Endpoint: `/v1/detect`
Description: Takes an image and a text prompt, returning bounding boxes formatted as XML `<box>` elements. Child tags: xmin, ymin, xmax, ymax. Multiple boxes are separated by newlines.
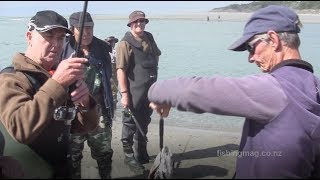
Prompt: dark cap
<box><xmin>127</xmin><ymin>10</ymin><xmax>149</xmax><ymax>27</ymax></box>
<box><xmin>69</xmin><ymin>11</ymin><xmax>94</xmax><ymax>27</ymax></box>
<box><xmin>105</xmin><ymin>36</ymin><xmax>119</xmax><ymax>43</ymax></box>
<box><xmin>28</xmin><ymin>10</ymin><xmax>73</xmax><ymax>34</ymax></box>
<box><xmin>228</xmin><ymin>5</ymin><xmax>301</xmax><ymax>51</ymax></box>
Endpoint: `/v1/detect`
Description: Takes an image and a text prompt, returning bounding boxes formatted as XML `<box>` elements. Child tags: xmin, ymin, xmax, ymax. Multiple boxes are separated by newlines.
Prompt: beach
<box><xmin>81</xmin><ymin>110</ymin><xmax>242</xmax><ymax>179</ymax></box>
<box><xmin>1</xmin><ymin>9</ymin><xmax>320</xmax><ymax>179</ymax></box>
<box><xmin>91</xmin><ymin>11</ymin><xmax>320</xmax><ymax>24</ymax></box>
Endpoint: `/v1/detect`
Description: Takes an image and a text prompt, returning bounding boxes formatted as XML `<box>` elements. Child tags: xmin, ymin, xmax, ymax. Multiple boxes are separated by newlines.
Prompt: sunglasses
<box><xmin>133</xmin><ymin>19</ymin><xmax>146</xmax><ymax>24</ymax></box>
<box><xmin>245</xmin><ymin>34</ymin><xmax>270</xmax><ymax>55</ymax></box>
<box><xmin>245</xmin><ymin>38</ymin><xmax>263</xmax><ymax>55</ymax></box>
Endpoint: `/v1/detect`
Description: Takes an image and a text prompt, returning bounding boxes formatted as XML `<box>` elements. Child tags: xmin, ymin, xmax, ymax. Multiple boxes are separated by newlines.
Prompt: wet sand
<box><xmin>81</xmin><ymin>111</ymin><xmax>241</xmax><ymax>179</ymax></box>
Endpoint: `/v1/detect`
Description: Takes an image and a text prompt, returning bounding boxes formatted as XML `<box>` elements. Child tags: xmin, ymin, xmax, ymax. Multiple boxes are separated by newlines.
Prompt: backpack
<box><xmin>0</xmin><ymin>66</ymin><xmax>53</xmax><ymax>178</ymax></box>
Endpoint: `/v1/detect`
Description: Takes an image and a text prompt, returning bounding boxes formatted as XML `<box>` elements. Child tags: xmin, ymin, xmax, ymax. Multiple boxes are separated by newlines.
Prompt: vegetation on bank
<box><xmin>210</xmin><ymin>1</ymin><xmax>320</xmax><ymax>13</ymax></box>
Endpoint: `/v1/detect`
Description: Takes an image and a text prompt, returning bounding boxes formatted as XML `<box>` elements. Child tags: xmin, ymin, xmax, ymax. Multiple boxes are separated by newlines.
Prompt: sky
<box><xmin>0</xmin><ymin>1</ymin><xmax>252</xmax><ymax>17</ymax></box>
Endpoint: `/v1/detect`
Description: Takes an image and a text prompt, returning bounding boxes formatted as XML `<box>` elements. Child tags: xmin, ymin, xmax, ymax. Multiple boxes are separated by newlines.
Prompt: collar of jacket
<box><xmin>270</xmin><ymin>59</ymin><xmax>313</xmax><ymax>73</ymax></box>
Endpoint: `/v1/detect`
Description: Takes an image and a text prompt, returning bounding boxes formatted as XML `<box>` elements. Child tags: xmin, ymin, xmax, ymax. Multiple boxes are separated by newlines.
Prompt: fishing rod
<box><xmin>54</xmin><ymin>1</ymin><xmax>89</xmax><ymax>122</ymax></box>
<box><xmin>75</xmin><ymin>1</ymin><xmax>88</xmax><ymax>58</ymax></box>
<box><xmin>69</xmin><ymin>0</ymin><xmax>89</xmax><ymax>93</ymax></box>
<box><xmin>126</xmin><ymin>107</ymin><xmax>148</xmax><ymax>142</ymax></box>
<box><xmin>116</xmin><ymin>83</ymin><xmax>148</xmax><ymax>142</ymax></box>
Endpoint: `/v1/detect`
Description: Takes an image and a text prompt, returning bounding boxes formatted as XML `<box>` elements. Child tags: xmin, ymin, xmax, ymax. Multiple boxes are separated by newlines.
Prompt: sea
<box><xmin>1</xmin><ymin>16</ymin><xmax>320</xmax><ymax>133</ymax></box>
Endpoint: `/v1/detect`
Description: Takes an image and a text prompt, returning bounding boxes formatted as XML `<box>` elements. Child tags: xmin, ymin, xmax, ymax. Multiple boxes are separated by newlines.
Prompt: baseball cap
<box><xmin>28</xmin><ymin>10</ymin><xmax>73</xmax><ymax>34</ymax></box>
<box><xmin>228</xmin><ymin>5</ymin><xmax>301</xmax><ymax>51</ymax></box>
<box><xmin>69</xmin><ymin>11</ymin><xmax>94</xmax><ymax>27</ymax></box>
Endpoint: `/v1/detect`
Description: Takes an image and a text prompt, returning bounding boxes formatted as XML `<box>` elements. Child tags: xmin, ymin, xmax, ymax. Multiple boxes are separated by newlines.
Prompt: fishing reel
<box><xmin>53</xmin><ymin>106</ymin><xmax>78</xmax><ymax>125</ymax></box>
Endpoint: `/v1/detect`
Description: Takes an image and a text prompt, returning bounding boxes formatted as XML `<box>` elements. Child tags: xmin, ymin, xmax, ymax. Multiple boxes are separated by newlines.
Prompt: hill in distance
<box><xmin>210</xmin><ymin>1</ymin><xmax>320</xmax><ymax>14</ymax></box>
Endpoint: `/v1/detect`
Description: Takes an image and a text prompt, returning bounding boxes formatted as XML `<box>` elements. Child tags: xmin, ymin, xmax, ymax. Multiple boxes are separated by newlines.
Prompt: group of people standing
<box><xmin>1</xmin><ymin>4</ymin><xmax>320</xmax><ymax>179</ymax></box>
<box><xmin>0</xmin><ymin>9</ymin><xmax>160</xmax><ymax>179</ymax></box>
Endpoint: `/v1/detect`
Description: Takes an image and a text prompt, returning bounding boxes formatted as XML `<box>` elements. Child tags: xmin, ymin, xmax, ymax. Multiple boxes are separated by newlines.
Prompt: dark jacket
<box><xmin>62</xmin><ymin>35</ymin><xmax>114</xmax><ymax>118</ymax></box>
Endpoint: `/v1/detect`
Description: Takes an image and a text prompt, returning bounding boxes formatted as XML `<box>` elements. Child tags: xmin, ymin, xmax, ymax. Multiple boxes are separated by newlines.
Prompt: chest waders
<box><xmin>120</xmin><ymin>32</ymin><xmax>159</xmax><ymax>174</ymax></box>
<box><xmin>122</xmin><ymin>32</ymin><xmax>158</xmax><ymax>110</ymax></box>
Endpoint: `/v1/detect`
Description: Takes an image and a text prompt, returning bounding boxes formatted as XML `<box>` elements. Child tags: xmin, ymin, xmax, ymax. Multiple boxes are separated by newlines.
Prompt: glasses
<box><xmin>246</xmin><ymin>38</ymin><xmax>261</xmax><ymax>55</ymax></box>
<box><xmin>133</xmin><ymin>19</ymin><xmax>146</xmax><ymax>24</ymax></box>
<box><xmin>245</xmin><ymin>34</ymin><xmax>269</xmax><ymax>55</ymax></box>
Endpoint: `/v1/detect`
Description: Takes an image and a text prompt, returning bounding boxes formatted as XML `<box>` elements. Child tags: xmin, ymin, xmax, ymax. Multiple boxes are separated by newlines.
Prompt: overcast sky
<box><xmin>0</xmin><ymin>1</ymin><xmax>252</xmax><ymax>17</ymax></box>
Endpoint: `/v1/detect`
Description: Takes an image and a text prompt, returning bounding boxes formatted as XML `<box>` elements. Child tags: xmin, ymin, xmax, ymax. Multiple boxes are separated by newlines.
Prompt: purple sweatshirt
<box><xmin>147</xmin><ymin>60</ymin><xmax>320</xmax><ymax>178</ymax></box>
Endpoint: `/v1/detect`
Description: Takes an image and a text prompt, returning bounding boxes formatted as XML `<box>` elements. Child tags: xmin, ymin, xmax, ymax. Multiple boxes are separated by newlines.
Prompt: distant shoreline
<box><xmin>2</xmin><ymin>11</ymin><xmax>320</xmax><ymax>24</ymax></box>
<box><xmin>92</xmin><ymin>12</ymin><xmax>320</xmax><ymax>24</ymax></box>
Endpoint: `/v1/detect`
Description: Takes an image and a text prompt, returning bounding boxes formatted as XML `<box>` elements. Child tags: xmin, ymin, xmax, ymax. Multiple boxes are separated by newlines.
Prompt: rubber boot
<box><xmin>134</xmin><ymin>141</ymin><xmax>150</xmax><ymax>164</ymax></box>
<box><xmin>97</xmin><ymin>160</ymin><xmax>112</xmax><ymax>179</ymax></box>
<box><xmin>71</xmin><ymin>161</ymin><xmax>81</xmax><ymax>179</ymax></box>
<box><xmin>123</xmin><ymin>144</ymin><xmax>144</xmax><ymax>174</ymax></box>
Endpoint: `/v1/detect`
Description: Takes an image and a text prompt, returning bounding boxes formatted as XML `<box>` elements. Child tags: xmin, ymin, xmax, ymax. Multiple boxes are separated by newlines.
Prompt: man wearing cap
<box><xmin>0</xmin><ymin>10</ymin><xmax>99</xmax><ymax>178</ymax></box>
<box><xmin>147</xmin><ymin>5</ymin><xmax>320</xmax><ymax>178</ymax></box>
<box><xmin>105</xmin><ymin>36</ymin><xmax>119</xmax><ymax>111</ymax></box>
<box><xmin>116</xmin><ymin>10</ymin><xmax>161</xmax><ymax>174</ymax></box>
<box><xmin>61</xmin><ymin>11</ymin><xmax>114</xmax><ymax>179</ymax></box>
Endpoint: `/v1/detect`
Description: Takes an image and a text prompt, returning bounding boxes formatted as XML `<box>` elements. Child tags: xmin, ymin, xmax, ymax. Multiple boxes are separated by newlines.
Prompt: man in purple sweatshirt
<box><xmin>147</xmin><ymin>5</ymin><xmax>320</xmax><ymax>179</ymax></box>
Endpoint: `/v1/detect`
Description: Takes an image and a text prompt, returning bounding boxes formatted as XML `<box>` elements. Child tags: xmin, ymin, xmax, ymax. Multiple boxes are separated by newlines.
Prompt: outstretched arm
<box><xmin>148</xmin><ymin>74</ymin><xmax>287</xmax><ymax>123</ymax></box>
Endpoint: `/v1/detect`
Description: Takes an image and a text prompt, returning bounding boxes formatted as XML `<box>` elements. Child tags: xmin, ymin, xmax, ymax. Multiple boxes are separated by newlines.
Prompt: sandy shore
<box><xmin>92</xmin><ymin>11</ymin><xmax>320</xmax><ymax>24</ymax></box>
<box><xmin>5</xmin><ymin>11</ymin><xmax>319</xmax><ymax>24</ymax></box>
<box><xmin>81</xmin><ymin>109</ymin><xmax>242</xmax><ymax>179</ymax></box>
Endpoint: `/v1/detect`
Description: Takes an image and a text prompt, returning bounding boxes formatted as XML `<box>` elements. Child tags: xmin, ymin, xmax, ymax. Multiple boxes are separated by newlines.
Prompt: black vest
<box><xmin>122</xmin><ymin>31</ymin><xmax>158</xmax><ymax>109</ymax></box>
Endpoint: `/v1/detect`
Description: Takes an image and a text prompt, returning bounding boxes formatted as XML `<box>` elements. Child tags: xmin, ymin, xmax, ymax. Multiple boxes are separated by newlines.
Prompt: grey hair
<box><xmin>277</xmin><ymin>16</ymin><xmax>302</xmax><ymax>49</ymax></box>
<box><xmin>277</xmin><ymin>32</ymin><xmax>300</xmax><ymax>49</ymax></box>
<box><xmin>250</xmin><ymin>31</ymin><xmax>301</xmax><ymax>49</ymax></box>
<box><xmin>248</xmin><ymin>33</ymin><xmax>270</xmax><ymax>45</ymax></box>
